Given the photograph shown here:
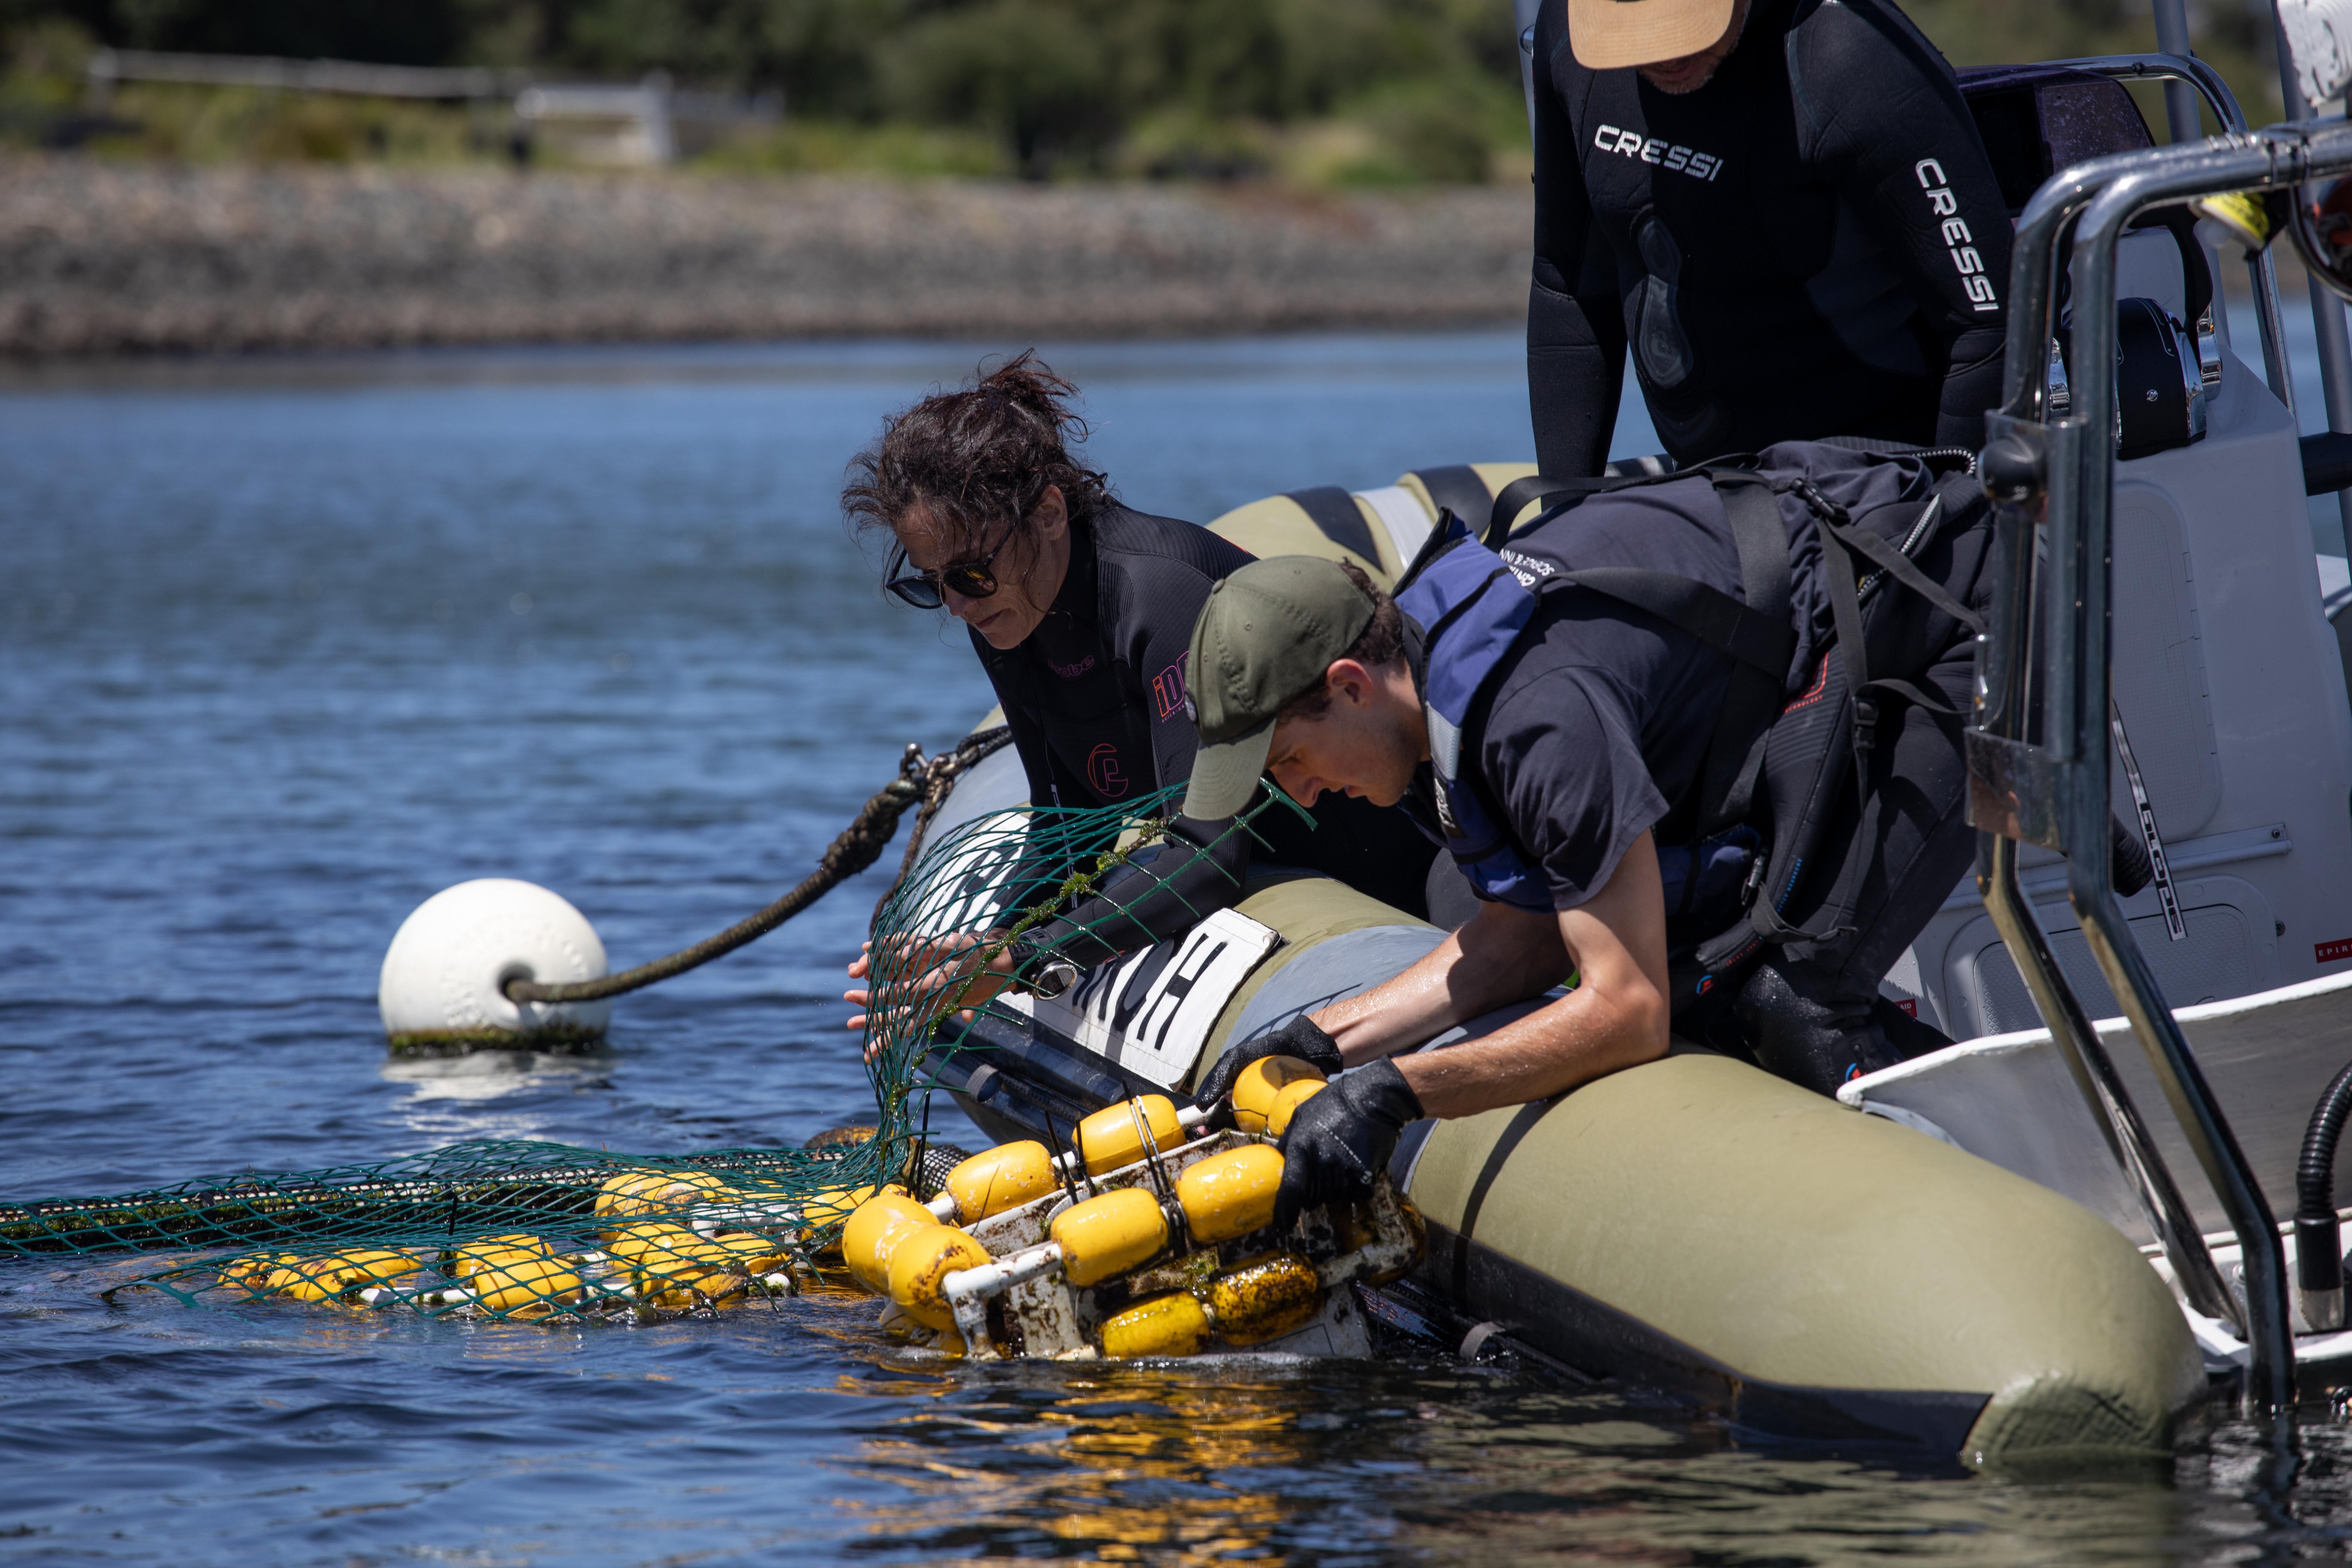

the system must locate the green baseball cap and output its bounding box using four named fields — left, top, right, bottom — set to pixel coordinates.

left=1183, top=556, right=1375, bottom=820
